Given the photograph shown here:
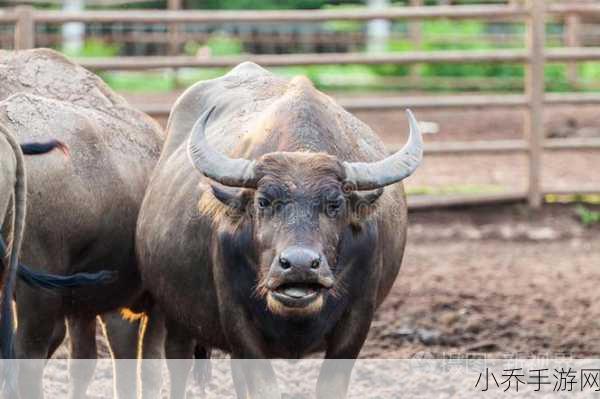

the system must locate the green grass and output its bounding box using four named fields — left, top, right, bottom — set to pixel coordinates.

left=545, top=195, right=600, bottom=226
left=62, top=39, right=121, bottom=58
left=575, top=205, right=600, bottom=226
left=97, top=63, right=583, bottom=94
left=184, top=35, right=244, bottom=57
left=100, top=71, right=177, bottom=92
